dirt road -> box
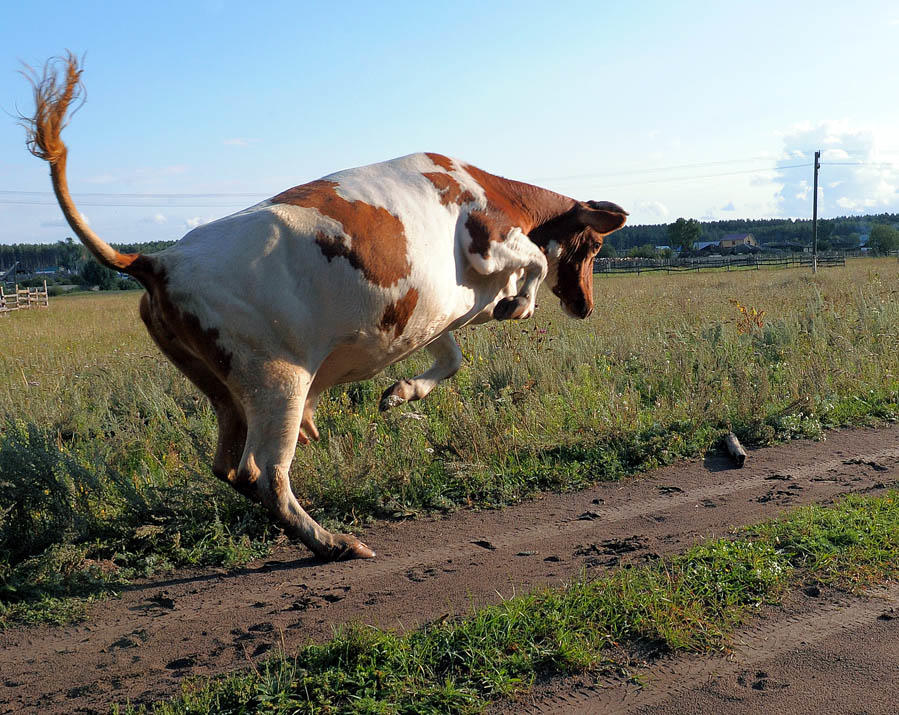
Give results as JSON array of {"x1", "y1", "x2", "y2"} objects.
[{"x1": 2, "y1": 424, "x2": 897, "y2": 713}]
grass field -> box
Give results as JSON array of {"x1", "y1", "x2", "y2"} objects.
[{"x1": 1, "y1": 258, "x2": 897, "y2": 624}]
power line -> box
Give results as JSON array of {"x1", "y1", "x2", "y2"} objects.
[
  {"x1": 577, "y1": 163, "x2": 812, "y2": 191},
  {"x1": 0, "y1": 154, "x2": 892, "y2": 208},
  {"x1": 536, "y1": 155, "x2": 782, "y2": 182},
  {"x1": 0, "y1": 190, "x2": 267, "y2": 198},
  {"x1": 0, "y1": 199, "x2": 253, "y2": 207},
  {"x1": 820, "y1": 161, "x2": 898, "y2": 168}
]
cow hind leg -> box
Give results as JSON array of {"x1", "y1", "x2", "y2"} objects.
[
  {"x1": 236, "y1": 365, "x2": 375, "y2": 561},
  {"x1": 139, "y1": 295, "x2": 251, "y2": 497}
]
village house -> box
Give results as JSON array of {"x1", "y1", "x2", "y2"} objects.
[{"x1": 719, "y1": 233, "x2": 758, "y2": 248}]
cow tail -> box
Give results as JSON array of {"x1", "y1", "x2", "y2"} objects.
[{"x1": 20, "y1": 52, "x2": 155, "y2": 284}]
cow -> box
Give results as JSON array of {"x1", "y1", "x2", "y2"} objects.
[{"x1": 22, "y1": 54, "x2": 627, "y2": 561}]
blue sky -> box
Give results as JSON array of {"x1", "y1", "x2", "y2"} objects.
[{"x1": 1, "y1": 0, "x2": 898, "y2": 245}]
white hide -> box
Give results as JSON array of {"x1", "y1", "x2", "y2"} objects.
[{"x1": 154, "y1": 153, "x2": 541, "y2": 396}]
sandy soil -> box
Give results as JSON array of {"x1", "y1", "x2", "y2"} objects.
[{"x1": 1, "y1": 423, "x2": 897, "y2": 714}]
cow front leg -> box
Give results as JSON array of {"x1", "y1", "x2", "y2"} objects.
[
  {"x1": 380, "y1": 332, "x2": 463, "y2": 411},
  {"x1": 463, "y1": 217, "x2": 547, "y2": 321},
  {"x1": 491, "y1": 228, "x2": 548, "y2": 320}
]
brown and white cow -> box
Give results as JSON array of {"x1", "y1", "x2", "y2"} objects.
[{"x1": 23, "y1": 55, "x2": 627, "y2": 560}]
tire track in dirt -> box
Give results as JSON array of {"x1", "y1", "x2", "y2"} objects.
[
  {"x1": 2, "y1": 424, "x2": 897, "y2": 713},
  {"x1": 510, "y1": 584, "x2": 899, "y2": 715}
]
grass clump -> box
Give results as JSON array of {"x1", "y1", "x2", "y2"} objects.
[
  {"x1": 2, "y1": 260, "x2": 898, "y2": 625},
  {"x1": 130, "y1": 491, "x2": 899, "y2": 714}
]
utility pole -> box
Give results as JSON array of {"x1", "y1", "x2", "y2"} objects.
[{"x1": 812, "y1": 150, "x2": 820, "y2": 274}]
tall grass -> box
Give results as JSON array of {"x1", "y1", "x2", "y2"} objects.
[{"x1": 1, "y1": 259, "x2": 897, "y2": 623}]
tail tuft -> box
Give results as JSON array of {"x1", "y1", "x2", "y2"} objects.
[
  {"x1": 19, "y1": 52, "x2": 155, "y2": 283},
  {"x1": 20, "y1": 51, "x2": 84, "y2": 167}
]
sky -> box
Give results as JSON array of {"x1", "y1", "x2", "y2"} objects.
[{"x1": 1, "y1": 0, "x2": 898, "y2": 245}]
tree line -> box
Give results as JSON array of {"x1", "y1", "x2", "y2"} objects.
[
  {"x1": 4, "y1": 212, "x2": 899, "y2": 282},
  {"x1": 0, "y1": 238, "x2": 178, "y2": 291},
  {"x1": 0, "y1": 238, "x2": 176, "y2": 273},
  {"x1": 608, "y1": 212, "x2": 899, "y2": 254}
]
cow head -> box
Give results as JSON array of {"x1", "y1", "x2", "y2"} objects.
[{"x1": 537, "y1": 201, "x2": 627, "y2": 318}]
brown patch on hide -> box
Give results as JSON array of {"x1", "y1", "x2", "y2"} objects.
[
  {"x1": 464, "y1": 163, "x2": 554, "y2": 233},
  {"x1": 379, "y1": 287, "x2": 419, "y2": 338},
  {"x1": 271, "y1": 180, "x2": 410, "y2": 287},
  {"x1": 464, "y1": 210, "x2": 507, "y2": 258},
  {"x1": 138, "y1": 270, "x2": 233, "y2": 383},
  {"x1": 423, "y1": 172, "x2": 476, "y2": 207},
  {"x1": 139, "y1": 287, "x2": 246, "y2": 485},
  {"x1": 461, "y1": 163, "x2": 578, "y2": 258},
  {"x1": 425, "y1": 152, "x2": 454, "y2": 171}
]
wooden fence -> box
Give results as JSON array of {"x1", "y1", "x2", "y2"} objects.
[
  {"x1": 595, "y1": 253, "x2": 846, "y2": 275},
  {"x1": 0, "y1": 281, "x2": 49, "y2": 315}
]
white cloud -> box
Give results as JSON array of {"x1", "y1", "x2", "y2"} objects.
[
  {"x1": 41, "y1": 212, "x2": 88, "y2": 228},
  {"x1": 185, "y1": 216, "x2": 214, "y2": 229},
  {"x1": 632, "y1": 199, "x2": 670, "y2": 222},
  {"x1": 141, "y1": 213, "x2": 167, "y2": 225},
  {"x1": 774, "y1": 121, "x2": 899, "y2": 217}
]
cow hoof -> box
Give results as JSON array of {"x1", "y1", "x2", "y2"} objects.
[
  {"x1": 380, "y1": 380, "x2": 414, "y2": 411},
  {"x1": 493, "y1": 296, "x2": 529, "y2": 320},
  {"x1": 330, "y1": 535, "x2": 376, "y2": 560},
  {"x1": 379, "y1": 393, "x2": 406, "y2": 411}
]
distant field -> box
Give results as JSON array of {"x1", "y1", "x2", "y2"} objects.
[{"x1": 1, "y1": 258, "x2": 897, "y2": 625}]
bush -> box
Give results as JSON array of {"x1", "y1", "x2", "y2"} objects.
[{"x1": 80, "y1": 262, "x2": 118, "y2": 290}]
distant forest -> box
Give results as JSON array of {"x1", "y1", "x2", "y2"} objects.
[
  {"x1": 609, "y1": 212, "x2": 899, "y2": 252},
  {"x1": 3, "y1": 211, "x2": 899, "y2": 273},
  {"x1": 0, "y1": 238, "x2": 177, "y2": 273}
]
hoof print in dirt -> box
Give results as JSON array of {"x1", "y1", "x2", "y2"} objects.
[
  {"x1": 252, "y1": 643, "x2": 273, "y2": 657},
  {"x1": 107, "y1": 636, "x2": 139, "y2": 651},
  {"x1": 577, "y1": 536, "x2": 647, "y2": 557},
  {"x1": 165, "y1": 656, "x2": 197, "y2": 671},
  {"x1": 149, "y1": 592, "x2": 176, "y2": 610},
  {"x1": 756, "y1": 489, "x2": 794, "y2": 504},
  {"x1": 230, "y1": 628, "x2": 254, "y2": 642},
  {"x1": 406, "y1": 567, "x2": 439, "y2": 582},
  {"x1": 248, "y1": 622, "x2": 275, "y2": 634},
  {"x1": 803, "y1": 585, "x2": 822, "y2": 598},
  {"x1": 877, "y1": 609, "x2": 895, "y2": 622},
  {"x1": 738, "y1": 670, "x2": 788, "y2": 692},
  {"x1": 287, "y1": 585, "x2": 349, "y2": 610},
  {"x1": 472, "y1": 539, "x2": 497, "y2": 551},
  {"x1": 843, "y1": 458, "x2": 888, "y2": 472},
  {"x1": 543, "y1": 555, "x2": 561, "y2": 562},
  {"x1": 658, "y1": 485, "x2": 684, "y2": 494}
]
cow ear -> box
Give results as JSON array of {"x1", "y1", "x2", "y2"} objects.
[{"x1": 579, "y1": 201, "x2": 628, "y2": 235}]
